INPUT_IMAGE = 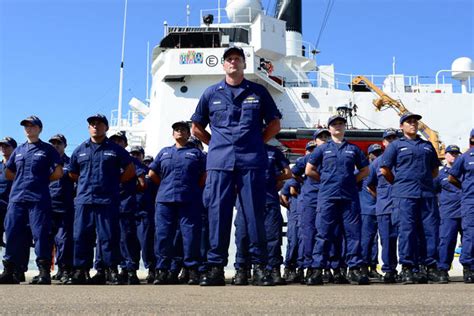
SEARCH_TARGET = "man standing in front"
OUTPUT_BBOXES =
[65,114,135,285]
[380,112,443,284]
[191,46,282,286]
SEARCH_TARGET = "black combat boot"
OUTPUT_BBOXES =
[348,267,369,285]
[400,266,414,284]
[178,267,189,284]
[271,267,286,285]
[252,265,274,286]
[167,270,180,284]
[368,266,383,280]
[146,268,155,284]
[463,267,474,283]
[283,268,297,283]
[383,270,398,284]
[333,268,349,284]
[128,270,140,285]
[231,267,249,285]
[295,268,305,284]
[437,270,449,283]
[36,260,52,285]
[90,269,107,285]
[118,269,128,284]
[107,267,123,285]
[187,267,200,285]
[199,266,226,286]
[14,270,26,283]
[413,265,428,284]
[153,270,169,285]
[64,268,88,285]
[51,268,64,281]
[427,265,446,284]
[323,269,334,283]
[306,268,324,286]
[0,260,19,284]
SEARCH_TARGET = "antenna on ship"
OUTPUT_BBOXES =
[117,0,128,128]
[186,2,191,27]
[146,41,150,102]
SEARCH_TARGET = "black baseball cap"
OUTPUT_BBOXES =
[109,131,128,144]
[143,155,154,163]
[20,115,43,128]
[87,114,109,127]
[49,134,67,146]
[400,112,422,124]
[130,145,145,155]
[327,115,347,126]
[172,121,190,131]
[223,46,245,61]
[0,136,17,148]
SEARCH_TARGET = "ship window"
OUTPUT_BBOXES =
[180,86,188,93]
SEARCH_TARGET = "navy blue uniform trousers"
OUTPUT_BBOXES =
[377,214,398,272]
[203,169,267,267]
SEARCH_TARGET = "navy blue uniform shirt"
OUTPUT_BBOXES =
[359,170,376,215]
[149,144,206,203]
[366,156,393,215]
[0,160,12,207]
[281,178,300,214]
[191,79,282,171]
[308,140,369,201]
[136,164,158,215]
[120,156,146,199]
[69,138,132,205]
[381,137,440,198]
[7,140,62,203]
[291,154,320,206]
[49,154,75,210]
[265,144,289,204]
[434,165,462,218]
[449,147,474,206]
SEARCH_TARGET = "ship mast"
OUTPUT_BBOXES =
[117,0,128,128]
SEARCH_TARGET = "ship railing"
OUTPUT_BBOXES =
[285,71,473,93]
[110,109,145,128]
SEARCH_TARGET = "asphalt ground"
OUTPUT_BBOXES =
[0,277,473,315]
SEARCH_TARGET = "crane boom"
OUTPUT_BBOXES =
[351,75,445,158]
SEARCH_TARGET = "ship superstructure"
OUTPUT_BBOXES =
[109,0,474,156]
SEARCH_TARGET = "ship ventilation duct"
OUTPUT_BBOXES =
[276,0,303,57]
[277,0,302,34]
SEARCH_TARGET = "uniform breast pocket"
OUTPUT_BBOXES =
[398,149,413,165]
[159,155,172,173]
[209,103,228,127]
[77,155,90,172]
[32,154,49,174]
[184,155,199,172]
[241,103,261,126]
[322,153,337,171]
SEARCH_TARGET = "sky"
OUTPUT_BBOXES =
[0,0,473,154]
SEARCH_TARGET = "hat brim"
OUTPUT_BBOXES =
[172,122,190,130]
[20,119,40,127]
[328,117,347,126]
[400,114,422,124]
[87,116,109,126]
[48,137,64,143]
[223,48,245,60]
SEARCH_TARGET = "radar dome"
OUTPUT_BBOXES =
[226,0,262,23]
[451,57,474,80]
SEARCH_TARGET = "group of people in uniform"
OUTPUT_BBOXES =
[0,46,473,286]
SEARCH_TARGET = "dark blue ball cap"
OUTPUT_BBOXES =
[223,46,245,60]
[20,115,43,128]
[313,128,330,139]
[130,145,145,155]
[383,128,398,139]
[305,140,317,150]
[445,144,461,154]
[87,114,109,127]
[471,128,474,138]
[327,115,347,126]
[368,143,383,154]
[48,134,67,146]
[0,136,17,148]
[109,131,128,144]
[172,121,190,131]
[400,112,422,124]
[143,155,153,163]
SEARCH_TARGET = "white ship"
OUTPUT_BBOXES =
[108,0,474,157]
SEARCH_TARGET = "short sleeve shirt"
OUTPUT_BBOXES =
[69,138,132,205]
[49,154,75,210]
[191,78,282,171]
[381,137,440,198]
[434,165,462,218]
[7,140,62,203]
[449,148,474,206]
[308,140,369,201]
